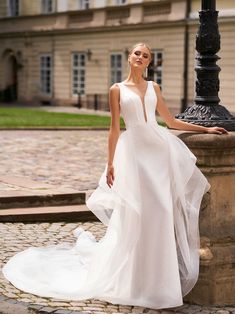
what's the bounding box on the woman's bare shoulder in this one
[150,81,161,94]
[150,81,160,89]
[109,84,120,104]
[109,83,120,92]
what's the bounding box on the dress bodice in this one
[118,81,157,129]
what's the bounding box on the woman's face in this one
[128,45,151,70]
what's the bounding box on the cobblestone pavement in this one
[1,222,235,314]
[0,130,234,313]
[0,130,108,191]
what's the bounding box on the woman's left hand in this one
[206,126,229,135]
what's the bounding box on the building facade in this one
[0,0,235,114]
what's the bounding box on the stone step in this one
[0,204,98,223]
[0,191,86,209]
[0,176,86,209]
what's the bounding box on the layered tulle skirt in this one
[2,122,210,309]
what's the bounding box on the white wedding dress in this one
[2,81,210,310]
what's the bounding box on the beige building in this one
[0,0,235,114]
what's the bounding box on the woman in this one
[2,43,228,310]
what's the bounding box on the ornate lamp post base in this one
[176,104,235,130]
[176,1,235,131]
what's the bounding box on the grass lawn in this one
[0,107,166,128]
[0,107,118,128]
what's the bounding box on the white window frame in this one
[115,0,126,5]
[71,52,86,96]
[40,54,52,95]
[78,0,90,10]
[57,0,67,12]
[41,0,55,14]
[110,53,122,85]
[148,50,163,88]
[7,0,20,17]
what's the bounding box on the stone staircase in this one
[0,176,97,223]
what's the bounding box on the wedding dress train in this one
[2,81,210,310]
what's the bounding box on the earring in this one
[145,67,148,78]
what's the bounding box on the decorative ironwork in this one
[176,1,235,131]
[143,3,171,17]
[106,8,130,20]
[196,11,220,54]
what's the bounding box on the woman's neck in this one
[125,69,145,84]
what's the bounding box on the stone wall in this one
[173,130,235,306]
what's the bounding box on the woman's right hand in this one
[106,165,115,188]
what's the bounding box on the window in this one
[72,53,86,95]
[110,54,122,85]
[78,0,90,10]
[41,0,54,14]
[115,0,126,5]
[8,0,19,17]
[148,50,163,88]
[40,55,52,95]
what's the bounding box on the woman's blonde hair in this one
[129,43,153,60]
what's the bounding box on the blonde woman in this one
[2,43,228,310]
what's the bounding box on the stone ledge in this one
[0,193,86,210]
[0,204,98,223]
[172,131,235,167]
[173,130,235,148]
[0,176,86,210]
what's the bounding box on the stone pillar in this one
[173,131,235,305]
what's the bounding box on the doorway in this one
[1,50,18,102]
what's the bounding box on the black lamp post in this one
[176,0,235,131]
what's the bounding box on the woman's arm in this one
[106,84,121,187]
[153,82,228,135]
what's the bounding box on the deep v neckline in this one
[121,81,149,122]
[121,81,149,105]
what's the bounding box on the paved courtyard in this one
[1,221,234,314]
[0,130,108,191]
[0,130,234,313]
